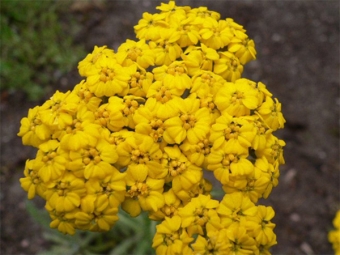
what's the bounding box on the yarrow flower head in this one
[18,1,286,254]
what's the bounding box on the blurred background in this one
[1,0,339,254]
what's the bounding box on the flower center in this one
[131,149,150,164]
[127,182,149,197]
[123,98,139,116]
[83,147,101,165]
[168,159,187,177]
[150,118,165,142]
[180,113,196,130]
[100,67,115,82]
[155,86,172,103]
[224,122,240,140]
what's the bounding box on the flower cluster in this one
[18,1,285,254]
[329,210,340,255]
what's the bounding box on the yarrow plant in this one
[329,210,340,255]
[18,2,286,254]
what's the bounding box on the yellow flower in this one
[255,134,285,167]
[116,133,166,179]
[73,80,102,112]
[214,78,259,116]
[152,215,193,255]
[17,106,52,148]
[169,14,200,48]
[178,194,220,236]
[39,90,80,129]
[228,38,257,65]
[149,30,182,66]
[190,70,225,98]
[163,97,211,144]
[85,56,134,97]
[180,136,211,168]
[199,18,233,49]
[85,167,126,208]
[207,145,254,184]
[149,189,182,221]
[47,204,78,235]
[226,225,258,254]
[257,97,286,131]
[246,205,277,246]
[242,115,272,151]
[175,178,212,205]
[45,172,86,212]
[217,192,257,228]
[67,138,118,180]
[214,52,243,82]
[156,1,190,21]
[78,45,115,77]
[182,44,219,76]
[153,61,191,91]
[161,146,202,193]
[75,198,119,232]
[146,79,183,119]
[122,166,164,217]
[222,165,271,203]
[210,113,255,153]
[127,66,154,97]
[116,39,155,69]
[57,105,102,151]
[187,7,220,26]
[35,140,67,182]
[134,103,168,143]
[134,12,167,41]
[20,159,46,199]
[253,156,279,199]
[121,95,145,129]
[191,229,230,255]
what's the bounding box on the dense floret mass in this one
[18,1,286,254]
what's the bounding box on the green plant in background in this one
[0,0,84,101]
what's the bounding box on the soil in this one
[1,1,339,254]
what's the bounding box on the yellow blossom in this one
[246,205,277,246]
[78,45,115,77]
[214,78,259,116]
[161,146,202,194]
[217,192,257,228]
[116,39,155,68]
[163,97,211,144]
[152,215,193,255]
[214,51,244,82]
[85,56,134,97]
[199,18,233,49]
[45,172,86,212]
[153,61,191,91]
[134,12,167,41]
[35,140,67,182]
[210,113,255,152]
[182,44,219,75]
[17,106,52,148]
[20,159,46,199]
[257,97,286,131]
[178,194,220,236]
[122,166,164,217]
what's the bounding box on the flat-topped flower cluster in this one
[18,1,286,254]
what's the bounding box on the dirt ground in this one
[1,1,339,254]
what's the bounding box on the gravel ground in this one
[1,1,339,254]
